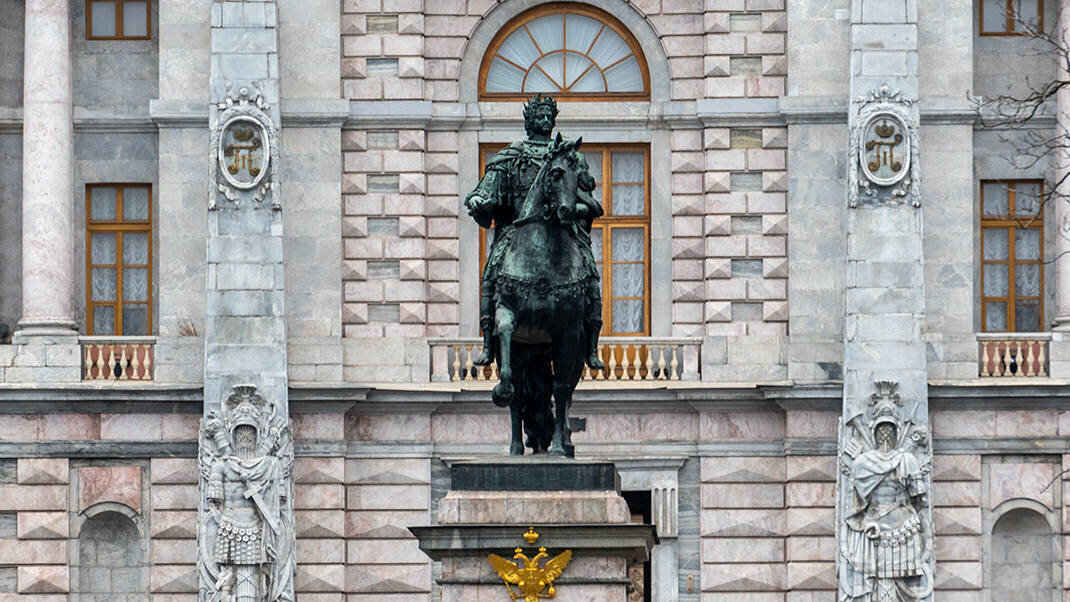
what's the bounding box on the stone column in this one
[1052,0,1070,330]
[17,0,77,338]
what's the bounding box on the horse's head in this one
[543,133,583,224]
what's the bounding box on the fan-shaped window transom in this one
[480,5,649,99]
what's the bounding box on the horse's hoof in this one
[509,443,524,456]
[491,383,513,408]
[548,444,567,457]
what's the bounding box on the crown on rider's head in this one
[523,93,559,121]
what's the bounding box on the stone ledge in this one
[410,524,657,564]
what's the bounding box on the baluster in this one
[978,342,990,377]
[1023,342,1037,377]
[595,345,607,380]
[670,346,681,381]
[643,344,655,381]
[605,343,619,380]
[105,346,118,380]
[119,345,130,381]
[655,345,667,380]
[621,344,634,380]
[83,344,94,380]
[1013,343,1025,377]
[463,345,476,381]
[141,344,153,380]
[1037,341,1049,376]
[490,360,499,381]
[93,345,106,380]
[451,344,462,382]
[996,343,1007,376]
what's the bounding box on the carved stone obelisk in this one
[837,1,934,600]
[197,1,294,600]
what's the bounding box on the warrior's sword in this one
[243,483,280,533]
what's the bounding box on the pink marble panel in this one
[161,414,200,440]
[785,482,835,507]
[346,538,425,565]
[344,563,431,594]
[151,539,197,564]
[439,583,626,602]
[0,485,66,511]
[150,458,198,484]
[348,413,431,441]
[785,507,835,536]
[150,484,199,511]
[571,412,640,442]
[785,410,838,439]
[931,411,995,438]
[702,537,785,563]
[990,462,1056,510]
[150,510,197,539]
[0,539,67,564]
[17,458,68,484]
[345,458,430,485]
[346,484,429,511]
[293,414,346,441]
[785,536,836,562]
[786,561,836,590]
[702,483,784,509]
[701,456,784,483]
[0,415,41,441]
[294,564,346,593]
[16,512,68,539]
[638,412,699,440]
[100,414,163,440]
[79,466,141,512]
[995,409,1060,438]
[430,413,509,443]
[40,414,98,440]
[295,510,346,539]
[702,562,786,591]
[346,510,430,539]
[296,539,345,564]
[295,458,346,484]
[699,411,785,440]
[932,481,981,507]
[294,484,345,510]
[932,455,981,481]
[701,508,785,537]
[934,535,982,561]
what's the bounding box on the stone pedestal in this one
[411,460,656,602]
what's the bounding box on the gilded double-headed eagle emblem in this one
[488,528,572,601]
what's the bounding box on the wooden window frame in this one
[86,184,153,336]
[979,0,1043,36]
[86,0,152,41]
[979,179,1045,332]
[478,143,651,336]
[478,3,651,102]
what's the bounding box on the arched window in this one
[479,4,650,100]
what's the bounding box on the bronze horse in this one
[490,135,592,457]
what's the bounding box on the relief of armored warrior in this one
[200,386,294,602]
[464,94,606,370]
[840,384,933,602]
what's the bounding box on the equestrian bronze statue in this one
[464,95,604,457]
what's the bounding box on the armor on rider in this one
[465,94,605,369]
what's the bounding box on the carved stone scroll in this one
[849,85,921,208]
[838,380,934,602]
[197,385,294,602]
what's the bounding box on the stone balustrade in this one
[429,337,702,383]
[977,333,1050,377]
[81,337,155,381]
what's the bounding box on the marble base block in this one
[411,461,655,602]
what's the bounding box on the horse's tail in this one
[512,343,554,453]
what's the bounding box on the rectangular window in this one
[86,184,152,335]
[980,0,1042,35]
[980,180,1044,332]
[87,0,151,40]
[478,143,650,335]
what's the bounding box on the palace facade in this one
[0,0,1068,600]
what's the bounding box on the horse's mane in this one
[515,134,579,223]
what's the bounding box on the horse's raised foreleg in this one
[491,306,516,406]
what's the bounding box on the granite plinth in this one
[450,459,620,491]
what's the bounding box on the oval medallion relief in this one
[859,113,909,187]
[218,115,270,190]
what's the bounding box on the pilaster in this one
[837,1,934,600]
[197,1,294,600]
[1053,0,1070,330]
